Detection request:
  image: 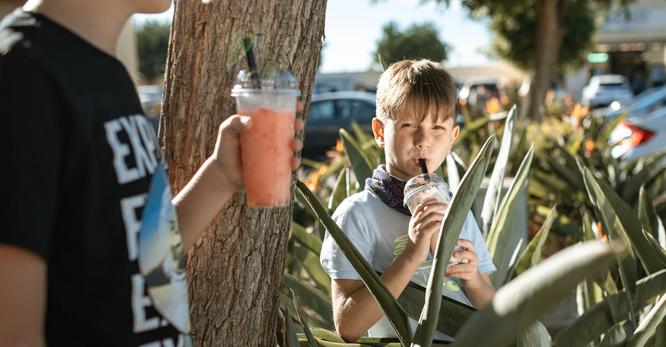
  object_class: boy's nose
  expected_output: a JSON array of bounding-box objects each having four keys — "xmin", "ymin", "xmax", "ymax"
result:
[{"xmin": 413, "ymin": 129, "xmax": 432, "ymax": 149}]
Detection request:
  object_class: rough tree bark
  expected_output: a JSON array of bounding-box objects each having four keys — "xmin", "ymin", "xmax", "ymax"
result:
[
  {"xmin": 522, "ymin": 0, "xmax": 564, "ymax": 121},
  {"xmin": 158, "ymin": 1, "xmax": 327, "ymax": 345}
]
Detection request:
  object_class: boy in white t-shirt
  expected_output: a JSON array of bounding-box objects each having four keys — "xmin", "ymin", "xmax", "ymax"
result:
[{"xmin": 320, "ymin": 59, "xmax": 496, "ymax": 342}]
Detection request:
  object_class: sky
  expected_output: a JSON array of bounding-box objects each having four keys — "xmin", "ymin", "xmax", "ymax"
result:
[{"xmin": 133, "ymin": 0, "xmax": 494, "ymax": 73}]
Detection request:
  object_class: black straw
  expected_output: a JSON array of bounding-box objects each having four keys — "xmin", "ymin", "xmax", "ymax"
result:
[
  {"xmin": 419, "ymin": 159, "xmax": 428, "ymax": 174},
  {"xmin": 243, "ymin": 37, "xmax": 260, "ymax": 88}
]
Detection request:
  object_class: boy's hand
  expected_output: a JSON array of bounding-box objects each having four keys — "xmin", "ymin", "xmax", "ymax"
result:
[
  {"xmin": 404, "ymin": 200, "xmax": 447, "ymax": 264},
  {"xmin": 210, "ymin": 103, "xmax": 304, "ymax": 192},
  {"xmin": 445, "ymin": 239, "xmax": 484, "ymax": 287}
]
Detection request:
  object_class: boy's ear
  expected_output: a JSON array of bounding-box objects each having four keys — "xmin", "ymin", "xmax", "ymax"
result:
[
  {"xmin": 371, "ymin": 117, "xmax": 385, "ymax": 147},
  {"xmin": 451, "ymin": 124, "xmax": 461, "ymax": 143}
]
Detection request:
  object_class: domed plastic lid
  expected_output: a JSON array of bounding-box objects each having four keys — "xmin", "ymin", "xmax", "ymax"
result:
[
  {"xmin": 231, "ymin": 69, "xmax": 300, "ymax": 95},
  {"xmin": 403, "ymin": 173, "xmax": 450, "ymax": 209}
]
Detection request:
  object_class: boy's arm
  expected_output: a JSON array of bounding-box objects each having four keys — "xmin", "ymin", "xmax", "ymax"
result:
[
  {"xmin": 461, "ymin": 272, "xmax": 495, "ymax": 308},
  {"xmin": 172, "ymin": 115, "xmax": 249, "ymax": 252},
  {"xmin": 332, "ymin": 251, "xmax": 423, "ymax": 342},
  {"xmin": 331, "ymin": 201, "xmax": 445, "ymax": 342},
  {"xmin": 0, "ymin": 245, "xmax": 46, "ymax": 347}
]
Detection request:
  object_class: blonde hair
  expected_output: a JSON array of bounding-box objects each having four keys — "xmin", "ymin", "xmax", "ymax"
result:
[{"xmin": 375, "ymin": 59, "xmax": 457, "ymax": 124}]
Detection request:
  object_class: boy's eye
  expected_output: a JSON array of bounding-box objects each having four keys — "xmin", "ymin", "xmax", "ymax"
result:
[
  {"xmin": 433, "ymin": 125, "xmax": 447, "ymax": 131},
  {"xmin": 401, "ymin": 123, "xmax": 416, "ymax": 128}
]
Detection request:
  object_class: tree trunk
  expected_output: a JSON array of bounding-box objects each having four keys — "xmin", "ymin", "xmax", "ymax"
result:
[
  {"xmin": 158, "ymin": 1, "xmax": 327, "ymax": 345},
  {"xmin": 521, "ymin": 0, "xmax": 564, "ymax": 121}
]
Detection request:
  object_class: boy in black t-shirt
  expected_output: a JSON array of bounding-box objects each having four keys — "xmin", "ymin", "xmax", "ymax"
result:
[{"xmin": 0, "ymin": 0, "xmax": 303, "ymax": 346}]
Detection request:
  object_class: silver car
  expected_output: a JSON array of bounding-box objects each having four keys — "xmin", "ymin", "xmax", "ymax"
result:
[{"xmin": 582, "ymin": 74, "xmax": 634, "ymax": 109}]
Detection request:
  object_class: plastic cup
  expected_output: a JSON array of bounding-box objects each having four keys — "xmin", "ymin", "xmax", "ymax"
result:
[
  {"xmin": 403, "ymin": 173, "xmax": 464, "ymax": 264},
  {"xmin": 231, "ymin": 70, "xmax": 299, "ymax": 207},
  {"xmin": 403, "ymin": 173, "xmax": 451, "ymax": 214}
]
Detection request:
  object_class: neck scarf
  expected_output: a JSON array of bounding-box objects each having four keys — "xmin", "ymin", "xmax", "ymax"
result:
[{"xmin": 364, "ymin": 165, "xmax": 411, "ymax": 216}]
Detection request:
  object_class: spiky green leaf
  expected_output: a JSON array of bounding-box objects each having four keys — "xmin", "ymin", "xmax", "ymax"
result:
[
  {"xmin": 481, "ymin": 105, "xmax": 516, "ymax": 234},
  {"xmin": 451, "ymin": 241, "xmax": 626, "ymax": 347},
  {"xmin": 487, "ymin": 145, "xmax": 534, "ymax": 286},
  {"xmin": 412, "ymin": 135, "xmax": 496, "ymax": 347}
]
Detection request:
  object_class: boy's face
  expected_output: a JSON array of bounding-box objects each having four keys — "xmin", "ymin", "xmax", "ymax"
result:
[{"xmin": 372, "ymin": 107, "xmax": 460, "ymax": 181}]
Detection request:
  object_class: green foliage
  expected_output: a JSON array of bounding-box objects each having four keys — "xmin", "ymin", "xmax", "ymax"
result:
[
  {"xmin": 285, "ymin": 103, "xmax": 666, "ymax": 346},
  {"xmin": 374, "ymin": 22, "xmax": 448, "ymax": 67},
  {"xmin": 451, "ymin": 241, "xmax": 626, "ymax": 347},
  {"xmin": 135, "ymin": 20, "xmax": 170, "ymax": 82},
  {"xmin": 454, "ymin": 0, "xmax": 632, "ymax": 71}
]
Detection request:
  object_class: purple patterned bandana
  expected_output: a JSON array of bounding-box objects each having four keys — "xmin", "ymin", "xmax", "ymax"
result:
[{"xmin": 365, "ymin": 165, "xmax": 411, "ymax": 216}]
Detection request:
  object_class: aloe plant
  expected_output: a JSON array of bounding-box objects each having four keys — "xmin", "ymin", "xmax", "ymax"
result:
[
  {"xmin": 626, "ymin": 294, "xmax": 666, "ymax": 347},
  {"xmin": 599, "ymin": 323, "xmax": 627, "ymax": 347},
  {"xmin": 451, "ymin": 241, "xmax": 627, "ymax": 347},
  {"xmin": 554, "ymin": 269, "xmax": 666, "ymax": 346},
  {"xmin": 512, "ymin": 205, "xmax": 556, "ymax": 277},
  {"xmin": 583, "ymin": 165, "xmax": 666, "ymax": 274},
  {"xmin": 486, "ymin": 145, "xmax": 534, "ymax": 286},
  {"xmin": 480, "ymin": 105, "xmax": 516, "ymax": 235}
]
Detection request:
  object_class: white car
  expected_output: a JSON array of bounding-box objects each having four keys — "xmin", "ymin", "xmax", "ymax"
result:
[
  {"xmin": 610, "ymin": 106, "xmax": 666, "ymax": 166},
  {"xmin": 582, "ymin": 74, "xmax": 634, "ymax": 109}
]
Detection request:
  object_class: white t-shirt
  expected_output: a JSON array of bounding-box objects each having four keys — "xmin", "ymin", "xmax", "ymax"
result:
[{"xmin": 320, "ymin": 190, "xmax": 496, "ymax": 340}]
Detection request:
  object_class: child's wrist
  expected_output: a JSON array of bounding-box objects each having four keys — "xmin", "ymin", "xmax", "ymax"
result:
[
  {"xmin": 204, "ymin": 157, "xmax": 240, "ymax": 195},
  {"xmin": 399, "ymin": 247, "xmax": 427, "ymax": 267},
  {"xmin": 462, "ymin": 272, "xmax": 485, "ymax": 289}
]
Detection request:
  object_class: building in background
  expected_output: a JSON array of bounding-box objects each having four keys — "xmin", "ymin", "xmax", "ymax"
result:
[
  {"xmin": 313, "ymin": 61, "xmax": 526, "ymax": 95},
  {"xmin": 567, "ymin": 0, "xmax": 666, "ymax": 100}
]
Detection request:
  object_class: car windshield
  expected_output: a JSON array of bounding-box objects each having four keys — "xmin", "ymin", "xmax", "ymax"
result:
[{"xmin": 599, "ymin": 82, "xmax": 625, "ymax": 88}]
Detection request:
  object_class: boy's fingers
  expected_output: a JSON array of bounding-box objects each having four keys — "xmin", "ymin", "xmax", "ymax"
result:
[
  {"xmin": 421, "ymin": 202, "xmax": 447, "ymax": 215},
  {"xmin": 291, "ymin": 138, "xmax": 303, "ymax": 152},
  {"xmin": 457, "ymin": 239, "xmax": 476, "ymax": 252},
  {"xmin": 453, "ymin": 251, "xmax": 477, "ymax": 264},
  {"xmin": 296, "ymin": 99, "xmax": 304, "ymax": 113},
  {"xmin": 446, "ymin": 263, "xmax": 475, "ymax": 274},
  {"xmin": 291, "ymin": 157, "xmax": 301, "ymax": 170},
  {"xmin": 294, "ymin": 118, "xmax": 304, "ymax": 132},
  {"xmin": 220, "ymin": 115, "xmax": 252, "ymax": 135}
]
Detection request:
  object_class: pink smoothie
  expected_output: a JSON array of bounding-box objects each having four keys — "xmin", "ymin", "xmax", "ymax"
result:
[{"xmin": 239, "ymin": 107, "xmax": 295, "ymax": 207}]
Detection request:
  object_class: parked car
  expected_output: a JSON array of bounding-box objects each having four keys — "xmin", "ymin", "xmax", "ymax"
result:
[
  {"xmin": 609, "ymin": 106, "xmax": 666, "ymax": 167},
  {"xmin": 303, "ymin": 91, "xmax": 376, "ymax": 159},
  {"xmin": 582, "ymin": 74, "xmax": 633, "ymax": 109},
  {"xmin": 596, "ymin": 85, "xmax": 666, "ymax": 119},
  {"xmin": 458, "ymin": 78, "xmax": 501, "ymax": 109}
]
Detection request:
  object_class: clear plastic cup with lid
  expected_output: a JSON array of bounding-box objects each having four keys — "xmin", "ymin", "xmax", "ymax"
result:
[
  {"xmin": 230, "ymin": 69, "xmax": 300, "ymax": 207},
  {"xmin": 403, "ymin": 173, "xmax": 451, "ymax": 214},
  {"xmin": 403, "ymin": 173, "xmax": 466, "ymax": 264}
]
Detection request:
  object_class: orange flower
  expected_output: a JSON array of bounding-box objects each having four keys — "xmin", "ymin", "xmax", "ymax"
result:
[
  {"xmin": 305, "ymin": 170, "xmax": 320, "ymax": 191},
  {"xmin": 584, "ymin": 138, "xmax": 596, "ymax": 152},
  {"xmin": 335, "ymin": 138, "xmax": 344, "ymax": 152},
  {"xmin": 571, "ymin": 103, "xmax": 589, "ymax": 121},
  {"xmin": 485, "ymin": 97, "xmax": 502, "ymax": 114},
  {"xmin": 596, "ymin": 222, "xmax": 608, "ymax": 241}
]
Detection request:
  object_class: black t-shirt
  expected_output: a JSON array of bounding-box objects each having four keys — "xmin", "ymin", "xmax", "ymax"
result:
[{"xmin": 1, "ymin": 10, "xmax": 191, "ymax": 346}]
